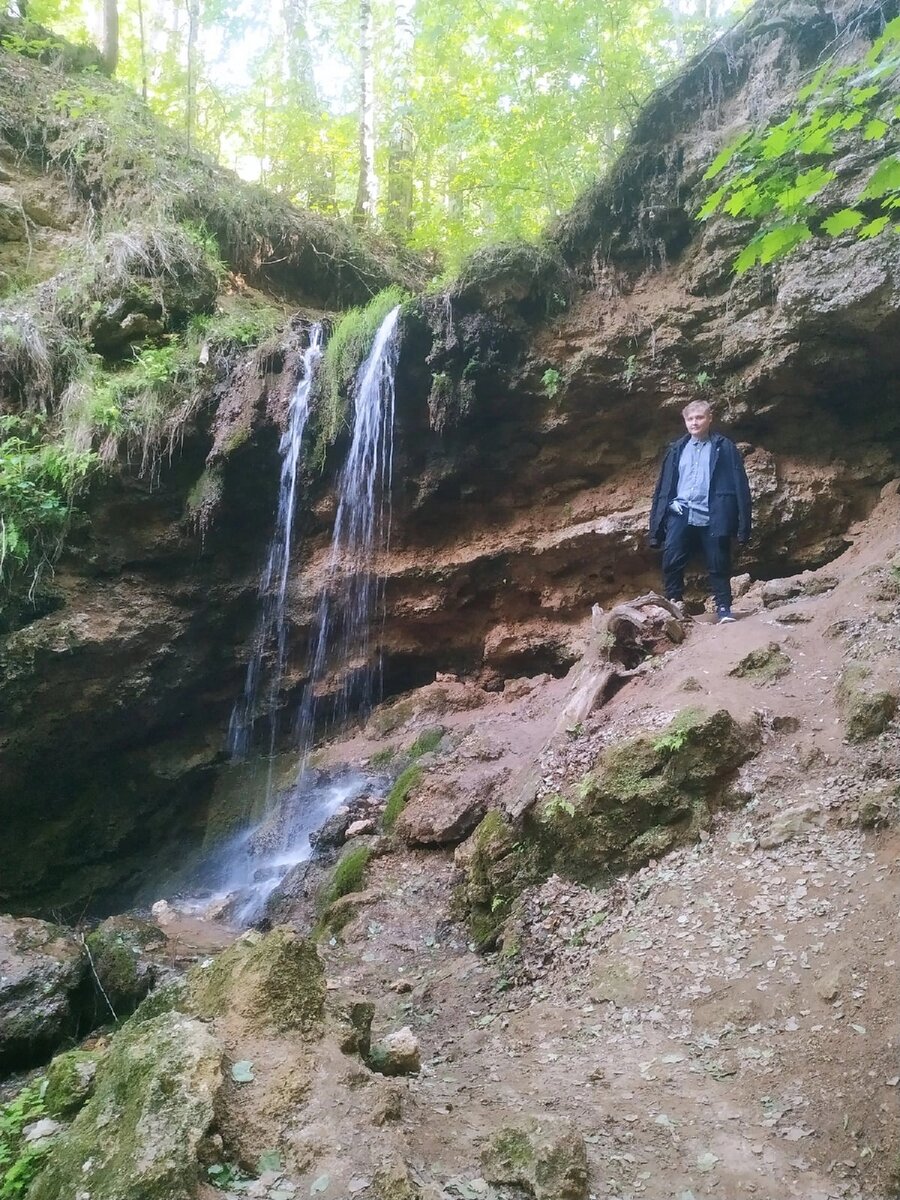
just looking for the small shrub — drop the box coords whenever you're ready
[541,367,561,398]
[0,412,95,592]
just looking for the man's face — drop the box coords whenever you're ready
[683,407,713,440]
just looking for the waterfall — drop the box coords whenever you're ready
[295,303,401,749]
[221,305,402,923]
[227,323,324,761]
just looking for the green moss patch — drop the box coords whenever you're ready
[383,765,423,831]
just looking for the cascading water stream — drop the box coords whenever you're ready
[295,303,401,751]
[221,306,402,922]
[227,323,324,763]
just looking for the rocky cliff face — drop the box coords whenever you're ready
[2,0,900,914]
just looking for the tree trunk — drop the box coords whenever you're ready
[352,0,377,226]
[386,0,415,236]
[102,0,119,74]
[136,0,148,100]
[282,0,317,110]
[185,0,200,151]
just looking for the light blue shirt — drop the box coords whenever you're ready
[673,437,711,526]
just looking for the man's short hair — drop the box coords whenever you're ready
[682,399,713,417]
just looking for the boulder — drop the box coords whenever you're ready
[481,1123,590,1200]
[84,915,167,1022]
[29,1012,222,1200]
[368,1026,421,1076]
[0,915,86,1073]
[395,770,503,847]
[535,707,759,878]
[188,926,325,1034]
[838,665,899,742]
[459,709,758,948]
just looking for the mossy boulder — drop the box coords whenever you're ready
[188,926,325,1035]
[481,1123,590,1200]
[536,708,758,879]
[730,642,792,685]
[85,915,166,1022]
[458,709,757,947]
[838,665,898,742]
[28,1012,222,1200]
[456,809,542,950]
[43,1048,102,1118]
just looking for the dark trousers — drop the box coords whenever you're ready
[662,513,733,611]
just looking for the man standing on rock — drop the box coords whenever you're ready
[649,399,752,624]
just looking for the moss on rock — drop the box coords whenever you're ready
[458,710,757,949]
[481,1123,589,1200]
[536,708,756,879]
[383,764,423,831]
[730,642,792,685]
[85,916,165,1021]
[188,926,325,1035]
[28,1012,222,1200]
[43,1048,102,1118]
[458,810,542,950]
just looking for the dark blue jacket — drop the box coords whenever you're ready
[649,432,752,546]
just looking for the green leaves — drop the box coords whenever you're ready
[822,208,864,236]
[697,24,900,273]
[734,223,812,274]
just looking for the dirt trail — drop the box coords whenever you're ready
[199,482,900,1200]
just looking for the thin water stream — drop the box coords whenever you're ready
[203,307,402,923]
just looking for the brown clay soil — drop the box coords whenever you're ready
[184,482,900,1200]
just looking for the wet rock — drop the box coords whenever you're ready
[368,1026,421,1076]
[481,1123,590,1200]
[44,1048,102,1118]
[729,642,791,685]
[29,1012,222,1200]
[0,915,86,1073]
[188,926,325,1035]
[309,807,352,855]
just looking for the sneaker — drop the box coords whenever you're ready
[716,608,737,624]
[667,598,685,618]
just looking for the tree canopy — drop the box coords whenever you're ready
[21,0,744,267]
